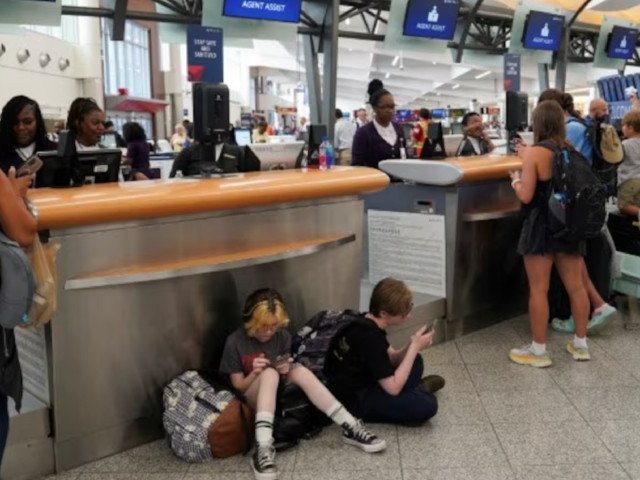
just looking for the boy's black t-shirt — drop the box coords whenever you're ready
[324,315,395,408]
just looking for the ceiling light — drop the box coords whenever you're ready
[392,55,399,66]
[452,84,460,90]
[58,57,70,71]
[437,92,441,96]
[345,18,351,26]
[385,72,390,79]
[39,52,50,68]
[432,61,437,65]
[475,71,491,80]
[16,48,30,64]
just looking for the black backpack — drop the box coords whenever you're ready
[539,141,606,242]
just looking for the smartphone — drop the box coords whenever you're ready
[16,156,43,178]
[275,354,291,367]
[425,318,440,333]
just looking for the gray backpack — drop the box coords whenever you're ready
[0,231,35,330]
[162,371,236,463]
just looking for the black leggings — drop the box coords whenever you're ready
[0,392,8,468]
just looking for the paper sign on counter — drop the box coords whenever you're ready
[368,210,446,297]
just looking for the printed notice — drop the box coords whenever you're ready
[369,210,446,297]
[15,326,50,405]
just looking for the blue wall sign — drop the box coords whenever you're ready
[403,0,460,40]
[223,0,302,23]
[503,53,521,92]
[607,26,638,60]
[187,26,223,83]
[522,10,565,51]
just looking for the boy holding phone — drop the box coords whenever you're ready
[324,278,444,426]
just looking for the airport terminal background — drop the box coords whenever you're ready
[3,0,640,479]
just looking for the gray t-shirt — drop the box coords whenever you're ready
[219,328,291,376]
[618,137,640,186]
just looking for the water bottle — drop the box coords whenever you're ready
[319,137,334,171]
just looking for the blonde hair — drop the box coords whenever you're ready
[623,110,640,134]
[369,277,413,317]
[243,289,290,336]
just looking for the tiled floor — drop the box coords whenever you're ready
[40,312,640,480]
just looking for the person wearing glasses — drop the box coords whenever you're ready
[324,278,444,426]
[351,80,407,169]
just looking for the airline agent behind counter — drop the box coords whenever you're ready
[351,80,407,170]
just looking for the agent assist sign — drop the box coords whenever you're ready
[223,0,302,23]
[403,0,460,41]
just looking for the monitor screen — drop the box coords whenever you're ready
[522,10,565,51]
[432,108,448,119]
[450,123,463,135]
[607,26,639,60]
[234,128,252,146]
[35,149,122,188]
[100,132,118,149]
[403,0,460,40]
[247,142,305,170]
[223,0,302,23]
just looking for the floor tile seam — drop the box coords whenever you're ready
[619,461,637,480]
[461,353,518,477]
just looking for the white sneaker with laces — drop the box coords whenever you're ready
[342,420,386,453]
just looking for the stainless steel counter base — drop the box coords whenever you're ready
[363,181,527,340]
[45,197,364,472]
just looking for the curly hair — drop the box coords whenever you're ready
[0,95,48,154]
[122,122,146,143]
[66,97,102,134]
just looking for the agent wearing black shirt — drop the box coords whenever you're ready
[324,278,443,425]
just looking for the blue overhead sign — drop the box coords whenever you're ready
[522,10,565,51]
[403,0,460,40]
[222,0,302,23]
[607,26,638,60]
[187,26,223,83]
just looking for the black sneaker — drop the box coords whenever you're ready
[251,441,277,480]
[418,375,445,394]
[342,420,387,453]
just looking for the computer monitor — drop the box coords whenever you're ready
[35,149,122,188]
[450,123,463,135]
[100,132,118,149]
[247,142,305,170]
[234,128,252,146]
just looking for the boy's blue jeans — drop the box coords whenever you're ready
[352,355,438,425]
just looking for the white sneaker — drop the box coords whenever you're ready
[342,420,386,453]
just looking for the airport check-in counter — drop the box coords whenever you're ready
[363,156,528,343]
[5,167,388,479]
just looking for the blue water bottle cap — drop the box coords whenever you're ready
[322,136,329,142]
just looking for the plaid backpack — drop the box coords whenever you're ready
[163,371,253,462]
[292,310,360,381]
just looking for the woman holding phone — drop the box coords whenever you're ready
[0,95,56,175]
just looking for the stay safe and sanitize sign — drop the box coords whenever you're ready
[187,26,223,83]
[223,0,302,23]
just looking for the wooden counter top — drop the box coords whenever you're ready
[446,155,522,183]
[29,167,389,230]
[379,155,522,186]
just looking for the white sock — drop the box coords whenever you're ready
[531,341,546,356]
[574,335,588,349]
[326,401,356,428]
[255,412,274,446]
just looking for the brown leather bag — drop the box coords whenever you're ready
[208,398,254,458]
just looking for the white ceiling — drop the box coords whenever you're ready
[244,4,628,111]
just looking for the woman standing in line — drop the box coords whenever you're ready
[509,100,591,367]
